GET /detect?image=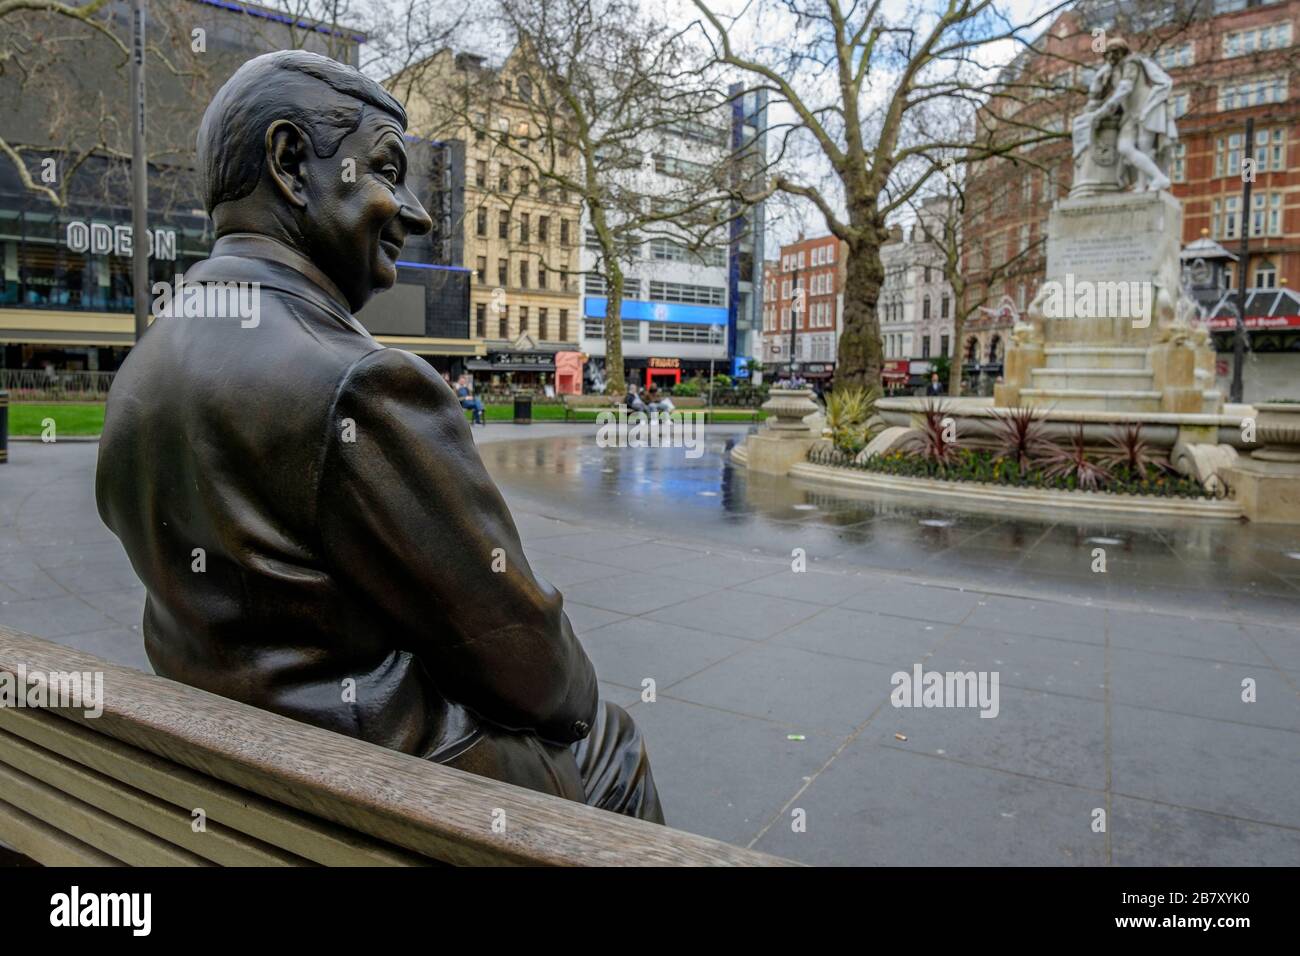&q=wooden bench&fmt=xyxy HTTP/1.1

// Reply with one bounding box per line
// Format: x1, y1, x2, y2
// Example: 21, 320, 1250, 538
0, 626, 793, 866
